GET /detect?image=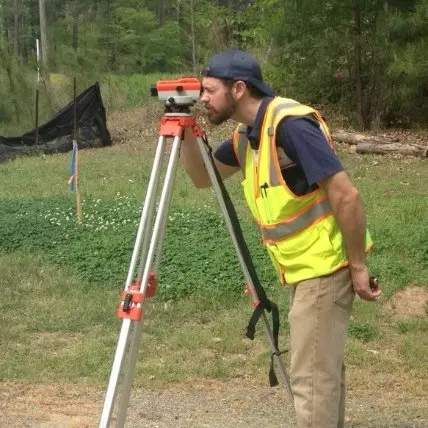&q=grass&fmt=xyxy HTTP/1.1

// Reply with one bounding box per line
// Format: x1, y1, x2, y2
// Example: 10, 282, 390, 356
0, 113, 427, 425
0, 71, 180, 137
99, 73, 179, 112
